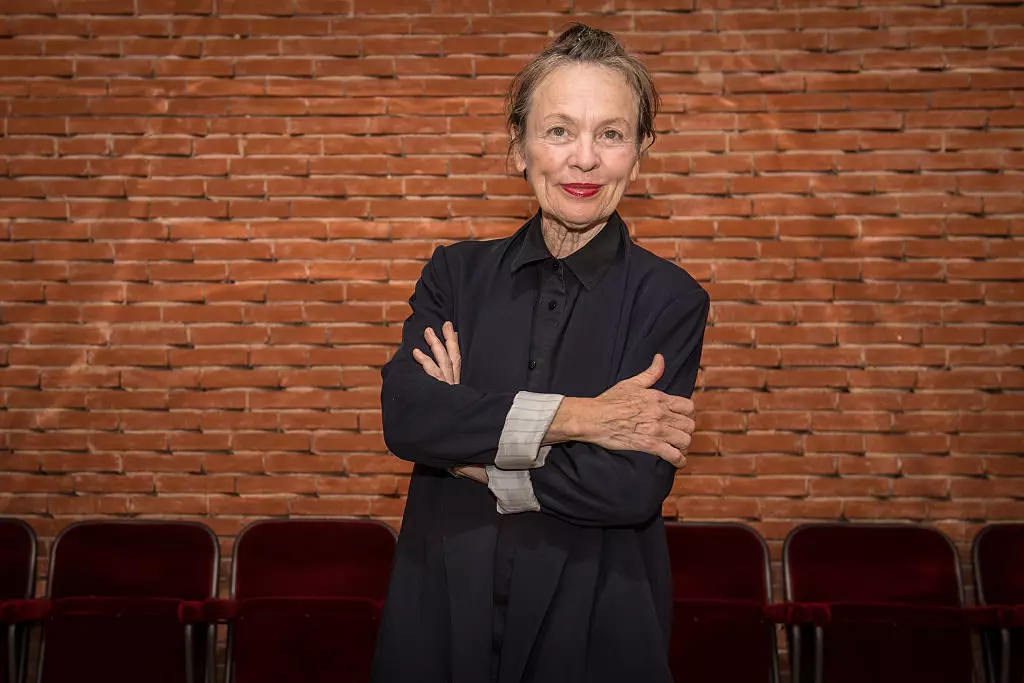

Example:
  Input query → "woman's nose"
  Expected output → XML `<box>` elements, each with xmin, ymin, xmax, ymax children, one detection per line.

<box><xmin>569</xmin><ymin>136</ymin><xmax>600</xmax><ymax>172</ymax></box>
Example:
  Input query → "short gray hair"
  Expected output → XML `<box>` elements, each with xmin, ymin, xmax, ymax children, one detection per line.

<box><xmin>505</xmin><ymin>23</ymin><xmax>660</xmax><ymax>155</ymax></box>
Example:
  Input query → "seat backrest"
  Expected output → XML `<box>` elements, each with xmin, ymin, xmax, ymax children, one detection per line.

<box><xmin>784</xmin><ymin>523</ymin><xmax>972</xmax><ymax>683</ymax></box>
<box><xmin>666</xmin><ymin>522</ymin><xmax>777</xmax><ymax>683</ymax></box>
<box><xmin>49</xmin><ymin>520</ymin><xmax>218</xmax><ymax>599</ymax></box>
<box><xmin>231</xmin><ymin>519</ymin><xmax>396</xmax><ymax>601</ymax></box>
<box><xmin>784</xmin><ymin>523</ymin><xmax>962</xmax><ymax>606</ymax></box>
<box><xmin>666</xmin><ymin>522</ymin><xmax>771</xmax><ymax>602</ymax></box>
<box><xmin>973</xmin><ymin>522</ymin><xmax>1024</xmax><ymax>606</ymax></box>
<box><xmin>0</xmin><ymin>520</ymin><xmax>35</xmax><ymax>683</ymax></box>
<box><xmin>40</xmin><ymin>521</ymin><xmax>218</xmax><ymax>683</ymax></box>
<box><xmin>0</xmin><ymin>519</ymin><xmax>36</xmax><ymax>601</ymax></box>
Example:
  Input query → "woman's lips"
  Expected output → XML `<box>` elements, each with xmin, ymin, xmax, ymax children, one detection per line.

<box><xmin>561</xmin><ymin>183</ymin><xmax>602</xmax><ymax>198</ymax></box>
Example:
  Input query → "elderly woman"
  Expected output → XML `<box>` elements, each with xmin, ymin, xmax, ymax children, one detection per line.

<box><xmin>372</xmin><ymin>24</ymin><xmax>710</xmax><ymax>683</ymax></box>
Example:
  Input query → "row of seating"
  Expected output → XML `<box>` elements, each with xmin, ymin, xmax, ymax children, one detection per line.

<box><xmin>668</xmin><ymin>522</ymin><xmax>1023</xmax><ymax>683</ymax></box>
<box><xmin>1</xmin><ymin>518</ymin><xmax>1022</xmax><ymax>683</ymax></box>
<box><xmin>0</xmin><ymin>518</ymin><xmax>394</xmax><ymax>683</ymax></box>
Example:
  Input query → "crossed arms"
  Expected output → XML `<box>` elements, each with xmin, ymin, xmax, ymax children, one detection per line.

<box><xmin>380</xmin><ymin>246</ymin><xmax>710</xmax><ymax>528</ymax></box>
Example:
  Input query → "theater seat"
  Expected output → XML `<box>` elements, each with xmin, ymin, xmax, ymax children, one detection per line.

<box><xmin>10</xmin><ymin>520</ymin><xmax>218</xmax><ymax>683</ymax></box>
<box><xmin>973</xmin><ymin>523</ymin><xmax>1024</xmax><ymax>683</ymax></box>
<box><xmin>666</xmin><ymin>522</ymin><xmax>779</xmax><ymax>683</ymax></box>
<box><xmin>0</xmin><ymin>520</ymin><xmax>36</xmax><ymax>683</ymax></box>
<box><xmin>181</xmin><ymin>518</ymin><xmax>396</xmax><ymax>683</ymax></box>
<box><xmin>782</xmin><ymin>523</ymin><xmax>976</xmax><ymax>683</ymax></box>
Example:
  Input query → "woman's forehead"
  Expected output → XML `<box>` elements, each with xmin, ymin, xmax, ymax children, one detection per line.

<box><xmin>530</xmin><ymin>63</ymin><xmax>638</xmax><ymax>123</ymax></box>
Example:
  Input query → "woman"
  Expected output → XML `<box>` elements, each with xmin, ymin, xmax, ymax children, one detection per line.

<box><xmin>373</xmin><ymin>24</ymin><xmax>710</xmax><ymax>683</ymax></box>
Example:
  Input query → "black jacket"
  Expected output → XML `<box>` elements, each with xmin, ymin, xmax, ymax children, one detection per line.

<box><xmin>373</xmin><ymin>212</ymin><xmax>710</xmax><ymax>683</ymax></box>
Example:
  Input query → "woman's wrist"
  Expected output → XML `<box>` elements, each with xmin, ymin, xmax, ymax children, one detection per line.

<box><xmin>544</xmin><ymin>397</ymin><xmax>589</xmax><ymax>444</ymax></box>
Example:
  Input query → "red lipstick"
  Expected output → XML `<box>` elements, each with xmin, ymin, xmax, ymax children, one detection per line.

<box><xmin>561</xmin><ymin>183</ymin><xmax>602</xmax><ymax>198</ymax></box>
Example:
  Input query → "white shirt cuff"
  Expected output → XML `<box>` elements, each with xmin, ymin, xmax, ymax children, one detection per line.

<box><xmin>485</xmin><ymin>391</ymin><xmax>564</xmax><ymax>515</ymax></box>
<box><xmin>485</xmin><ymin>468</ymin><xmax>541</xmax><ymax>514</ymax></box>
<box><xmin>494</xmin><ymin>391</ymin><xmax>564</xmax><ymax>470</ymax></box>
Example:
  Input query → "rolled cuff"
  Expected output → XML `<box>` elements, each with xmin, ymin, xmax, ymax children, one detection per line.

<box><xmin>494</xmin><ymin>391</ymin><xmax>564</xmax><ymax>470</ymax></box>
<box><xmin>485</xmin><ymin>468</ymin><xmax>540</xmax><ymax>514</ymax></box>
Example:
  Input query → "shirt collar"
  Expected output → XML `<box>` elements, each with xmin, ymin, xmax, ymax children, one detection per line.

<box><xmin>510</xmin><ymin>211</ymin><xmax>624</xmax><ymax>290</ymax></box>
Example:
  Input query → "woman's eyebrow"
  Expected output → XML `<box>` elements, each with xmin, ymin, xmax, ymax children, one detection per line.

<box><xmin>539</xmin><ymin>113</ymin><xmax>574</xmax><ymax>123</ymax></box>
<box><xmin>538</xmin><ymin>114</ymin><xmax>631</xmax><ymax>127</ymax></box>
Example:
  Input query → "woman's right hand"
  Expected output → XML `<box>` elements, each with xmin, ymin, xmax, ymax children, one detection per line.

<box><xmin>546</xmin><ymin>354</ymin><xmax>695</xmax><ymax>469</ymax></box>
<box><xmin>412</xmin><ymin>321</ymin><xmax>489</xmax><ymax>485</ymax></box>
<box><xmin>412</xmin><ymin>321</ymin><xmax>461</xmax><ymax>385</ymax></box>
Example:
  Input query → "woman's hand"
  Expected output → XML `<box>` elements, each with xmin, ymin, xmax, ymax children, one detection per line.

<box><xmin>413</xmin><ymin>321</ymin><xmax>488</xmax><ymax>484</ymax></box>
<box><xmin>413</xmin><ymin>321</ymin><xmax>461</xmax><ymax>385</ymax></box>
<box><xmin>546</xmin><ymin>354</ymin><xmax>695</xmax><ymax>469</ymax></box>
<box><xmin>451</xmin><ymin>464</ymin><xmax>489</xmax><ymax>484</ymax></box>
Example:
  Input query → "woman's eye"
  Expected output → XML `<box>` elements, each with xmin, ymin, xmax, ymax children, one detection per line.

<box><xmin>603</xmin><ymin>129</ymin><xmax>623</xmax><ymax>140</ymax></box>
<box><xmin>550</xmin><ymin>126</ymin><xmax>567</xmax><ymax>137</ymax></box>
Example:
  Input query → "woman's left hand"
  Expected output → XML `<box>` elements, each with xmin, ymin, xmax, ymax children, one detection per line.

<box><xmin>413</xmin><ymin>321</ymin><xmax>488</xmax><ymax>484</ymax></box>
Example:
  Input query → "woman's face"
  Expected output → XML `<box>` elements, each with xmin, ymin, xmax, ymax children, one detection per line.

<box><xmin>515</xmin><ymin>63</ymin><xmax>642</xmax><ymax>233</ymax></box>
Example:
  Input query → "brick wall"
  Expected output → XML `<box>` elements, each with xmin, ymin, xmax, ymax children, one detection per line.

<box><xmin>1</xmin><ymin>1</ymin><xmax>1022</xmax><ymax>593</ymax></box>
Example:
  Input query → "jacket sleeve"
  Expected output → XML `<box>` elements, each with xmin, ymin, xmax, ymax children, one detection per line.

<box><xmin>529</xmin><ymin>287</ymin><xmax>711</xmax><ymax>527</ymax></box>
<box><xmin>380</xmin><ymin>245</ymin><xmax>518</xmax><ymax>469</ymax></box>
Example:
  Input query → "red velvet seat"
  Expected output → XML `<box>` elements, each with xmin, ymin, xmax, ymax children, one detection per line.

<box><xmin>666</xmin><ymin>522</ymin><xmax>779</xmax><ymax>683</ymax></box>
<box><xmin>974</xmin><ymin>523</ymin><xmax>1024</xmax><ymax>683</ymax></box>
<box><xmin>202</xmin><ymin>519</ymin><xmax>396</xmax><ymax>683</ymax></box>
<box><xmin>0</xmin><ymin>520</ymin><xmax>36</xmax><ymax>683</ymax></box>
<box><xmin>15</xmin><ymin>520</ymin><xmax>218</xmax><ymax>683</ymax></box>
<box><xmin>783</xmin><ymin>523</ymin><xmax>974</xmax><ymax>683</ymax></box>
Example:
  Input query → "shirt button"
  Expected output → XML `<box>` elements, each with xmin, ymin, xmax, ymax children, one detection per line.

<box><xmin>552</xmin><ymin>261</ymin><xmax>561</xmax><ymax>272</ymax></box>
<box><xmin>528</xmin><ymin>360</ymin><xmax>537</xmax><ymax>370</ymax></box>
<box><xmin>548</xmin><ymin>300</ymin><xmax>557</xmax><ymax>311</ymax></box>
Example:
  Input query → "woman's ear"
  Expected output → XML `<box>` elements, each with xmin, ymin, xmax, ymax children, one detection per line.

<box><xmin>629</xmin><ymin>136</ymin><xmax>651</xmax><ymax>182</ymax></box>
<box><xmin>512</xmin><ymin>140</ymin><xmax>527</xmax><ymax>174</ymax></box>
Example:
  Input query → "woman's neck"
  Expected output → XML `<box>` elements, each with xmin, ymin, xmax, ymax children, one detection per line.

<box><xmin>540</xmin><ymin>213</ymin><xmax>609</xmax><ymax>259</ymax></box>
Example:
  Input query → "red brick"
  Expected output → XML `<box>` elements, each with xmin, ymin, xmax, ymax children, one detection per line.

<box><xmin>837</xmin><ymin>456</ymin><xmax>899</xmax><ymax>476</ymax></box>
<box><xmin>0</xmin><ymin>6</ymin><xmax>1018</xmax><ymax>561</ymax></box>
<box><xmin>209</xmin><ymin>496</ymin><xmax>289</xmax><ymax>516</ymax></box>
<box><xmin>129</xmin><ymin>495</ymin><xmax>207</xmax><ymax>515</ymax></box>
<box><xmin>675</xmin><ymin>498</ymin><xmax>761</xmax><ymax>520</ymax></box>
<box><xmin>761</xmin><ymin>499</ymin><xmax>844</xmax><ymax>520</ymax></box>
<box><xmin>845</xmin><ymin>500</ymin><xmax>929</xmax><ymax>521</ymax></box>
<box><xmin>290</xmin><ymin>497</ymin><xmax>372</xmax><ymax>515</ymax></box>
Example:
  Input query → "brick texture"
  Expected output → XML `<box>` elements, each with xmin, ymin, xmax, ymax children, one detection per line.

<box><xmin>1</xmin><ymin>3</ymin><xmax>1022</xmax><ymax>599</ymax></box>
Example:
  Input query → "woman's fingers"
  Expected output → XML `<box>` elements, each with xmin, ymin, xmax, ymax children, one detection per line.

<box><xmin>442</xmin><ymin>321</ymin><xmax>461</xmax><ymax>385</ymax></box>
<box><xmin>666</xmin><ymin>395</ymin><xmax>695</xmax><ymax>418</ymax></box>
<box><xmin>637</xmin><ymin>436</ymin><xmax>687</xmax><ymax>469</ymax></box>
<box><xmin>628</xmin><ymin>354</ymin><xmax>664</xmax><ymax>389</ymax></box>
<box><xmin>424</xmin><ymin>327</ymin><xmax>454</xmax><ymax>384</ymax></box>
<box><xmin>657</xmin><ymin>423</ymin><xmax>693</xmax><ymax>454</ymax></box>
<box><xmin>417</xmin><ymin>323</ymin><xmax>463</xmax><ymax>385</ymax></box>
<box><xmin>634</xmin><ymin>421</ymin><xmax>692</xmax><ymax>457</ymax></box>
<box><xmin>451</xmin><ymin>465</ymin><xmax>488</xmax><ymax>484</ymax></box>
<box><xmin>412</xmin><ymin>348</ymin><xmax>446</xmax><ymax>383</ymax></box>
<box><xmin>664</xmin><ymin>414</ymin><xmax>695</xmax><ymax>439</ymax></box>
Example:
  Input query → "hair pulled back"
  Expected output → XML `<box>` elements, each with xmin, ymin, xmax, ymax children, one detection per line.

<box><xmin>505</xmin><ymin>23</ymin><xmax>660</xmax><ymax>156</ymax></box>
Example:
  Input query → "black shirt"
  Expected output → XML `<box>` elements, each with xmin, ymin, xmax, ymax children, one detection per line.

<box><xmin>492</xmin><ymin>215</ymin><xmax>623</xmax><ymax>679</ymax></box>
<box><xmin>374</xmin><ymin>208</ymin><xmax>709</xmax><ymax>683</ymax></box>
